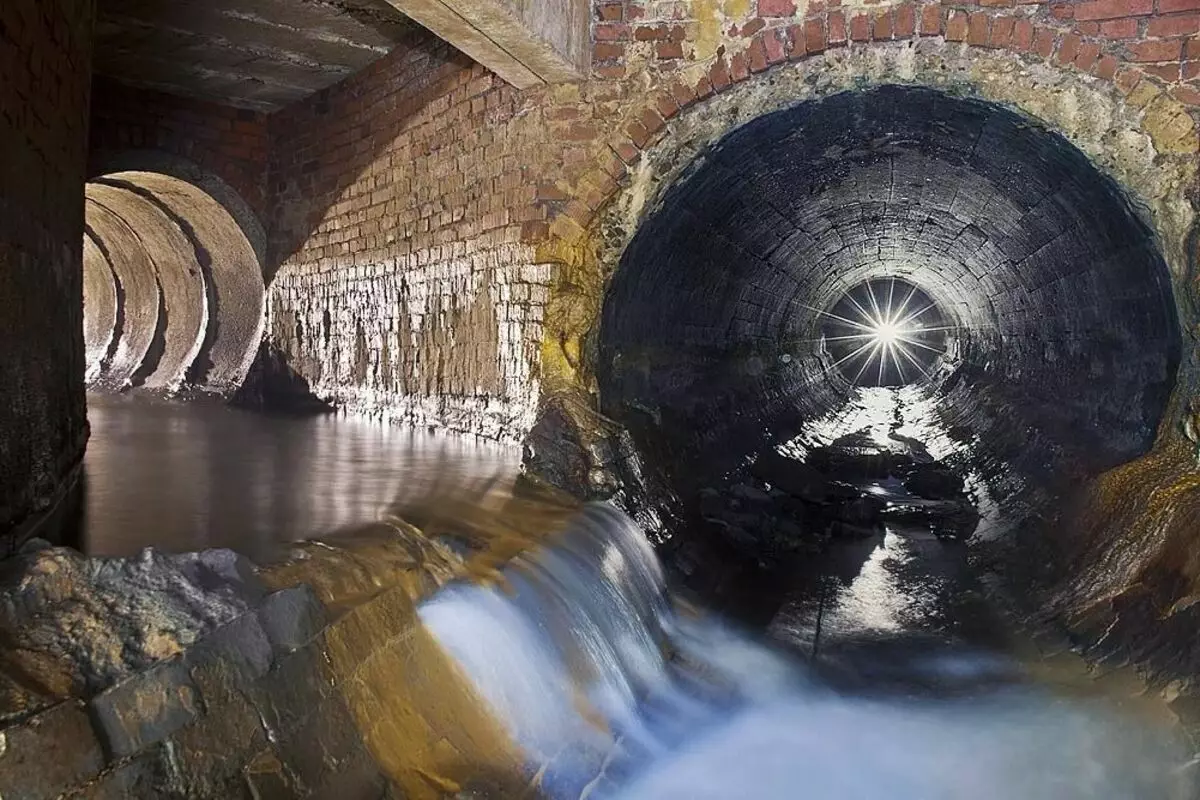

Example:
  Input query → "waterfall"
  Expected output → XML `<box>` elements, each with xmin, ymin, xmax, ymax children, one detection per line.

<box><xmin>419</xmin><ymin>502</ymin><xmax>1189</xmax><ymax>799</ymax></box>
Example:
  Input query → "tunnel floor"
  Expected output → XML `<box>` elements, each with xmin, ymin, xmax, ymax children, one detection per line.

<box><xmin>10</xmin><ymin>395</ymin><xmax>1186</xmax><ymax>798</ymax></box>
<box><xmin>78</xmin><ymin>394</ymin><xmax>1183</xmax><ymax>718</ymax></box>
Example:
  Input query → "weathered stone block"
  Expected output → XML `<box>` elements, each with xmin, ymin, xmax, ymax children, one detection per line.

<box><xmin>243</xmin><ymin>748</ymin><xmax>302</xmax><ymax>800</ymax></box>
<box><xmin>257</xmin><ymin>585</ymin><xmax>326</xmax><ymax>655</ymax></box>
<box><xmin>250</xmin><ymin>642</ymin><xmax>332</xmax><ymax>740</ymax></box>
<box><xmin>75</xmin><ymin>747</ymin><xmax>174</xmax><ymax>799</ymax></box>
<box><xmin>168</xmin><ymin>659</ymin><xmax>269</xmax><ymax>799</ymax></box>
<box><xmin>186</xmin><ymin>610</ymin><xmax>273</xmax><ymax>684</ymax></box>
<box><xmin>308</xmin><ymin>749</ymin><xmax>389</xmax><ymax>800</ymax></box>
<box><xmin>90</xmin><ymin>659</ymin><xmax>201</xmax><ymax>760</ymax></box>
<box><xmin>0</xmin><ymin>700</ymin><xmax>104</xmax><ymax>800</ymax></box>
<box><xmin>275</xmin><ymin>694</ymin><xmax>365</xmax><ymax>792</ymax></box>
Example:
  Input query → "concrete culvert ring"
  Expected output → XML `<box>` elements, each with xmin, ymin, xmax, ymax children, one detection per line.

<box><xmin>83</xmin><ymin>170</ymin><xmax>265</xmax><ymax>395</ymax></box>
<box><xmin>82</xmin><ymin>233</ymin><xmax>118</xmax><ymax>383</ymax></box>
<box><xmin>102</xmin><ymin>172</ymin><xmax>266</xmax><ymax>392</ymax></box>
<box><xmin>84</xmin><ymin>199</ymin><xmax>162</xmax><ymax>390</ymax></box>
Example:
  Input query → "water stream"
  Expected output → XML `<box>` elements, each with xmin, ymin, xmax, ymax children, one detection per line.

<box><xmin>81</xmin><ymin>394</ymin><xmax>1195</xmax><ymax>798</ymax></box>
<box><xmin>423</xmin><ymin>504</ymin><xmax>1191</xmax><ymax>799</ymax></box>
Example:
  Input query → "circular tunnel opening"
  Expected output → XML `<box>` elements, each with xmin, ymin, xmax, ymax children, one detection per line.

<box><xmin>83</xmin><ymin>170</ymin><xmax>266</xmax><ymax>395</ymax></box>
<box><xmin>821</xmin><ymin>278</ymin><xmax>949</xmax><ymax>388</ymax></box>
<box><xmin>598</xmin><ymin>85</ymin><xmax>1180</xmax><ymax>575</ymax></box>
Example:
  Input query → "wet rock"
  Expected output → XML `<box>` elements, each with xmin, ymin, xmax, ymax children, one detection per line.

<box><xmin>257</xmin><ymin>585</ymin><xmax>326</xmax><ymax>656</ymax></box>
<box><xmin>185</xmin><ymin>611</ymin><xmax>273</xmax><ymax>684</ymax></box>
<box><xmin>243</xmin><ymin>748</ymin><xmax>303</xmax><ymax>799</ymax></box>
<box><xmin>808</xmin><ymin>444</ymin><xmax>890</xmax><ymax>482</ymax></box>
<box><xmin>90</xmin><ymin>658</ymin><xmax>200</xmax><ymax>759</ymax></box>
<box><xmin>883</xmin><ymin>501</ymin><xmax>980</xmax><ymax>539</ymax></box>
<box><xmin>729</xmin><ymin>483</ymin><xmax>771</xmax><ymax>505</ymax></box>
<box><xmin>837</xmin><ymin>495</ymin><xmax>888</xmax><ymax>524</ymax></box>
<box><xmin>902</xmin><ymin>465</ymin><xmax>965</xmax><ymax>500</ymax></box>
<box><xmin>168</xmin><ymin>657</ymin><xmax>269</xmax><ymax>799</ymax></box>
<box><xmin>0</xmin><ymin>700</ymin><xmax>104</xmax><ymax>800</ymax></box>
<box><xmin>0</xmin><ymin>547</ymin><xmax>265</xmax><ymax>700</ymax></box>
<box><xmin>750</xmin><ymin>451</ymin><xmax>834</xmax><ymax>502</ymax></box>
<box><xmin>80</xmin><ymin>747</ymin><xmax>177</xmax><ymax>799</ymax></box>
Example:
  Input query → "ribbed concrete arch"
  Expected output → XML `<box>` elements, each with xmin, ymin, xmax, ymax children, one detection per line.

<box><xmin>101</xmin><ymin>172</ymin><xmax>265</xmax><ymax>392</ymax></box>
<box><xmin>86</xmin><ymin>183</ymin><xmax>208</xmax><ymax>391</ymax></box>
<box><xmin>82</xmin><ymin>233</ymin><xmax>118</xmax><ymax>383</ymax></box>
<box><xmin>84</xmin><ymin>200</ymin><xmax>162</xmax><ymax>389</ymax></box>
<box><xmin>88</xmin><ymin>150</ymin><xmax>268</xmax><ymax>270</ymax></box>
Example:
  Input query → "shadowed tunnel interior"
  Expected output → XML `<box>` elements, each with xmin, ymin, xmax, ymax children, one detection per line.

<box><xmin>599</xmin><ymin>86</ymin><xmax>1181</xmax><ymax>542</ymax></box>
<box><xmin>83</xmin><ymin>171</ymin><xmax>266</xmax><ymax>395</ymax></box>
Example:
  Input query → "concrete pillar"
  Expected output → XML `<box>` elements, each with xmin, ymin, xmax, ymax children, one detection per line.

<box><xmin>0</xmin><ymin>0</ymin><xmax>95</xmax><ymax>548</ymax></box>
<box><xmin>384</xmin><ymin>0</ymin><xmax>588</xmax><ymax>88</ymax></box>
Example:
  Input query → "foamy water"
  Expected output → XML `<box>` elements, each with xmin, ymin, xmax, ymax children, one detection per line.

<box><xmin>420</xmin><ymin>503</ymin><xmax>1191</xmax><ymax>799</ymax></box>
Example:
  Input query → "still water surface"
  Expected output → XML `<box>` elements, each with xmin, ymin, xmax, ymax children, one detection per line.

<box><xmin>81</xmin><ymin>393</ymin><xmax>519</xmax><ymax>560</ymax></box>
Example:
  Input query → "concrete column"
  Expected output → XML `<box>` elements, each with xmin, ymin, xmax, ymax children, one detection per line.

<box><xmin>384</xmin><ymin>0</ymin><xmax>588</xmax><ymax>88</ymax></box>
<box><xmin>0</xmin><ymin>0</ymin><xmax>95</xmax><ymax>548</ymax></box>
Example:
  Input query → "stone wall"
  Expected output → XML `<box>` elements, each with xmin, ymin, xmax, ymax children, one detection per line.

<box><xmin>257</xmin><ymin>0</ymin><xmax>1199</xmax><ymax>444</ymax></box>
<box><xmin>0</xmin><ymin>0</ymin><xmax>95</xmax><ymax>547</ymax></box>
<box><xmin>265</xmin><ymin>26</ymin><xmax>552</xmax><ymax>440</ymax></box>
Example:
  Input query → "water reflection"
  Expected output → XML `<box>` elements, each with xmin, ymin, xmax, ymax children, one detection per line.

<box><xmin>80</xmin><ymin>393</ymin><xmax>520</xmax><ymax>560</ymax></box>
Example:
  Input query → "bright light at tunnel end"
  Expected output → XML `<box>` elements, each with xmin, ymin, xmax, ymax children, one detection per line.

<box><xmin>872</xmin><ymin>319</ymin><xmax>904</xmax><ymax>346</ymax></box>
<box><xmin>816</xmin><ymin>277</ymin><xmax>949</xmax><ymax>387</ymax></box>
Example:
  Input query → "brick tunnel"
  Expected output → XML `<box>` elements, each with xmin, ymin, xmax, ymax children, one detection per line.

<box><xmin>598</xmin><ymin>85</ymin><xmax>1181</xmax><ymax>538</ymax></box>
<box><xmin>2</xmin><ymin>0</ymin><xmax>1200</xmax><ymax>797</ymax></box>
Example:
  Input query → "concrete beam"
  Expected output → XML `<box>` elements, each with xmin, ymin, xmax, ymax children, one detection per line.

<box><xmin>383</xmin><ymin>0</ymin><xmax>588</xmax><ymax>89</ymax></box>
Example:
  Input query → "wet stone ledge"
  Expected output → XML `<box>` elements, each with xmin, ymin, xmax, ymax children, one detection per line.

<box><xmin>0</xmin><ymin>579</ymin><xmax>400</xmax><ymax>800</ymax></box>
<box><xmin>0</xmin><ymin>488</ymin><xmax>574</xmax><ymax>799</ymax></box>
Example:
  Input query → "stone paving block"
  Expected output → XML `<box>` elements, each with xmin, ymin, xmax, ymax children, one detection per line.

<box><xmin>250</xmin><ymin>641</ymin><xmax>333</xmax><ymax>740</ymax></box>
<box><xmin>258</xmin><ymin>585</ymin><xmax>327</xmax><ymax>655</ymax></box>
<box><xmin>186</xmin><ymin>609</ymin><xmax>273</xmax><ymax>684</ymax></box>
<box><xmin>169</xmin><ymin>658</ymin><xmax>269</xmax><ymax>799</ymax></box>
<box><xmin>74</xmin><ymin>747</ymin><xmax>173</xmax><ymax>799</ymax></box>
<box><xmin>275</xmin><ymin>693</ymin><xmax>365</xmax><ymax>792</ymax></box>
<box><xmin>308</xmin><ymin>748</ymin><xmax>390</xmax><ymax>800</ymax></box>
<box><xmin>89</xmin><ymin>658</ymin><xmax>201</xmax><ymax>760</ymax></box>
<box><xmin>0</xmin><ymin>700</ymin><xmax>104</xmax><ymax>800</ymax></box>
<box><xmin>243</xmin><ymin>748</ymin><xmax>302</xmax><ymax>800</ymax></box>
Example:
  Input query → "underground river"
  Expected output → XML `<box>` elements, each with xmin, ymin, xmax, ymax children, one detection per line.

<box><xmin>74</xmin><ymin>392</ymin><xmax>1197</xmax><ymax>798</ymax></box>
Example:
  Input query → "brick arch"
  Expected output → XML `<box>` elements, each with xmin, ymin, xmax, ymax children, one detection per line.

<box><xmin>527</xmin><ymin>30</ymin><xmax>1199</xmax><ymax>416</ymax></box>
<box><xmin>548</xmin><ymin>23</ymin><xmax>1197</xmax><ymax>254</ymax></box>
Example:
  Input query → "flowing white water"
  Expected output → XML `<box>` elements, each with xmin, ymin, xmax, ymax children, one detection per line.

<box><xmin>419</xmin><ymin>502</ymin><xmax>1190</xmax><ymax>799</ymax></box>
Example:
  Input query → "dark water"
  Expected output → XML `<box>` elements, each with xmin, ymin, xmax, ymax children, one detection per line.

<box><xmin>80</xmin><ymin>393</ymin><xmax>519</xmax><ymax>560</ymax></box>
<box><xmin>81</xmin><ymin>394</ymin><xmax>1192</xmax><ymax>796</ymax></box>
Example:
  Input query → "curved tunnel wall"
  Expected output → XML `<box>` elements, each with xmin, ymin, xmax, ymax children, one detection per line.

<box><xmin>599</xmin><ymin>86</ymin><xmax>1180</xmax><ymax>513</ymax></box>
<box><xmin>82</xmin><ymin>171</ymin><xmax>266</xmax><ymax>395</ymax></box>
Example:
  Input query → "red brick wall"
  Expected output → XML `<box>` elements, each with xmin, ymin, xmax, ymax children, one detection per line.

<box><xmin>88</xmin><ymin>79</ymin><xmax>270</xmax><ymax>222</ymax></box>
<box><xmin>265</xmin><ymin>27</ymin><xmax>552</xmax><ymax>438</ymax></box>
<box><xmin>259</xmin><ymin>0</ymin><xmax>1198</xmax><ymax>439</ymax></box>
<box><xmin>552</xmin><ymin>0</ymin><xmax>1200</xmax><ymax>244</ymax></box>
<box><xmin>0</xmin><ymin>0</ymin><xmax>94</xmax><ymax>542</ymax></box>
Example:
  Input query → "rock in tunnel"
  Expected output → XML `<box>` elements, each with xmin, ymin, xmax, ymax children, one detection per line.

<box><xmin>598</xmin><ymin>86</ymin><xmax>1181</xmax><ymax>553</ymax></box>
